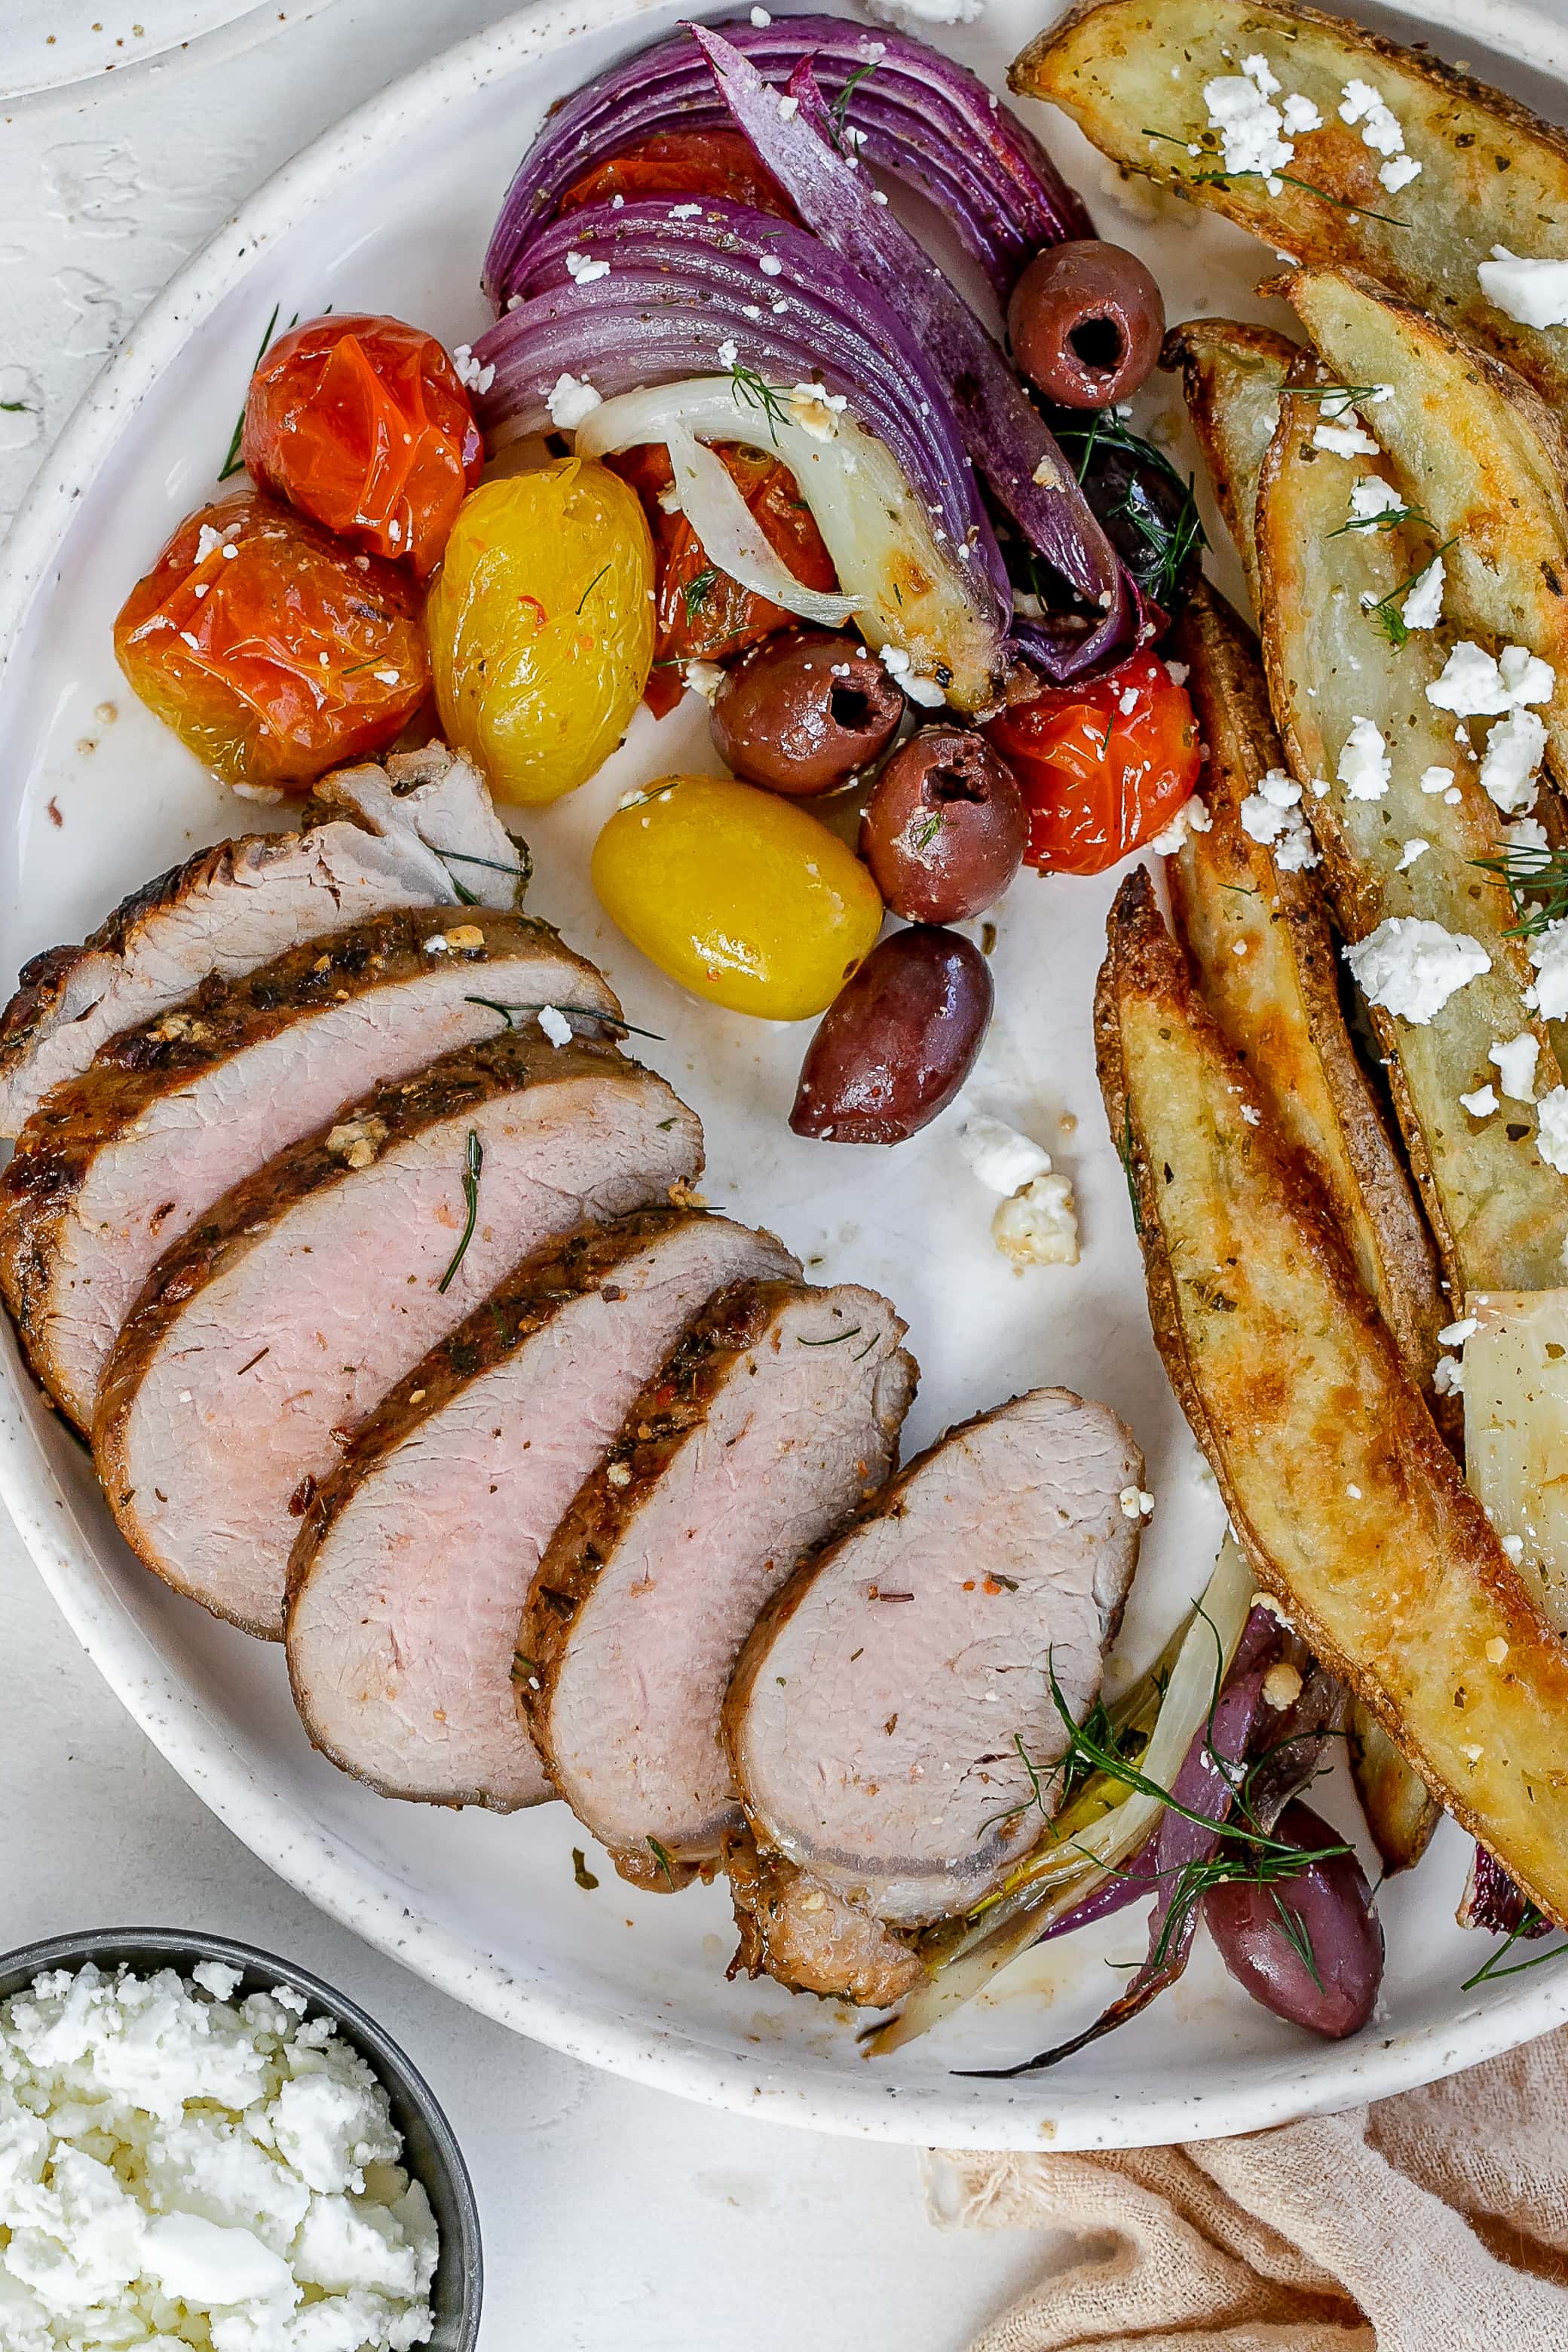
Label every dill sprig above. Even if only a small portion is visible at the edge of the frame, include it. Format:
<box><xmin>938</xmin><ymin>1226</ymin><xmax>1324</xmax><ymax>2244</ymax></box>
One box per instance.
<box><xmin>436</xmin><ymin>1130</ymin><xmax>483</xmax><ymax>1296</ymax></box>
<box><xmin>218</xmin><ymin>303</ymin><xmax>289</xmax><ymax>482</ymax></box>
<box><xmin>1285</xmin><ymin>382</ymin><xmax>1392</xmax><ymax>410</ymax></box>
<box><xmin>1117</xmin><ymin>1098</ymin><xmax>1144</xmax><ymax>1237</ymax></box>
<box><xmin>1141</xmin><ymin>129</ymin><xmax>1410</xmax><ymax>228</ymax></box>
<box><xmin>681</xmin><ymin>567</ymin><xmax>718</xmax><ymax>623</ymax></box>
<box><xmin>727</xmin><ymin>362</ymin><xmax>789</xmax><ymax>445</ymax></box>
<box><xmin>1472</xmin><ymin>844</ymin><xmax>1568</xmax><ymax>939</ymax></box>
<box><xmin>1461</xmin><ymin>1901</ymin><xmax>1568</xmax><ymax>1990</ymax></box>
<box><xmin>1329</xmin><ymin>502</ymin><xmax>1432</xmax><ymax>540</ymax></box>
<box><xmin>462</xmin><ymin>996</ymin><xmax>665</xmax><ymax>1043</ymax></box>
<box><xmin>647</xmin><ymin>1835</ymin><xmax>679</xmax><ymax>1889</ymax></box>
<box><xmin>1049</xmin><ymin>409</ymin><xmax>1205</xmax><ymax>608</ymax></box>
<box><xmin>913</xmin><ymin>810</ymin><xmax>945</xmax><ymax>853</ymax></box>
<box><xmin>1362</xmin><ymin>535</ymin><xmax>1456</xmax><ymax>649</ymax></box>
<box><xmin>797</xmin><ymin>1324</ymin><xmax>865</xmax><ymax>1348</ymax></box>
<box><xmin>830</xmin><ymin>59</ymin><xmax>878</xmax><ymax>152</ymax></box>
<box><xmin>576</xmin><ymin>562</ymin><xmax>611</xmax><ymax>614</ymax></box>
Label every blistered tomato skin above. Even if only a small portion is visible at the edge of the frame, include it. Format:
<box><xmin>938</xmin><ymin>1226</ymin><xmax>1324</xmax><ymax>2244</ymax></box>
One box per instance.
<box><xmin>984</xmin><ymin>651</ymin><xmax>1201</xmax><ymax>876</ymax></box>
<box><xmin>592</xmin><ymin>774</ymin><xmax>884</xmax><ymax>1021</ymax></box>
<box><xmin>112</xmin><ymin>491</ymin><xmax>428</xmax><ymax>792</ymax></box>
<box><xmin>242</xmin><ymin>314</ymin><xmax>482</xmax><ymax>577</ymax></box>
<box><xmin>426</xmin><ymin>459</ymin><xmax>654</xmax><ymax>806</ymax></box>
<box><xmin>791</xmin><ymin>926</ymin><xmax>993</xmax><ymax>1145</ymax></box>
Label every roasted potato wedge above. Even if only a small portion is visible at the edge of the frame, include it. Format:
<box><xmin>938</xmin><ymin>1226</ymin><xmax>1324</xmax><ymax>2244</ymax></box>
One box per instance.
<box><xmin>1095</xmin><ymin>866</ymin><xmax>1568</xmax><ymax>1927</ymax></box>
<box><xmin>1257</xmin><ymin>384</ymin><xmax>1568</xmax><ymax>1294</ymax></box>
<box><xmin>1165</xmin><ymin>582</ymin><xmax>1442</xmax><ymax>1397</ymax></box>
<box><xmin>1280</xmin><ymin>266</ymin><xmax>1568</xmax><ymax>782</ymax></box>
<box><xmin>1161</xmin><ymin>323</ymin><xmax>1297</xmax><ymax>610</ymax></box>
<box><xmin>1012</xmin><ymin>0</ymin><xmax>1568</xmax><ymax>414</ymax></box>
<box><xmin>1347</xmin><ymin>1703</ymin><xmax>1441</xmax><ymax>1874</ymax></box>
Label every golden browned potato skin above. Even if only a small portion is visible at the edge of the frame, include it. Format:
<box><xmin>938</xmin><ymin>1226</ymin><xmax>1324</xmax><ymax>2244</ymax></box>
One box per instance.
<box><xmin>1012</xmin><ymin>0</ymin><xmax>1568</xmax><ymax>413</ymax></box>
<box><xmin>1257</xmin><ymin>386</ymin><xmax>1568</xmax><ymax>1295</ymax></box>
<box><xmin>1165</xmin><ymin>583</ymin><xmax>1442</xmax><ymax>1404</ymax></box>
<box><xmin>1279</xmin><ymin>266</ymin><xmax>1568</xmax><ymax>785</ymax></box>
<box><xmin>1160</xmin><ymin>323</ymin><xmax>1298</xmax><ymax>614</ymax></box>
<box><xmin>1096</xmin><ymin>868</ymin><xmax>1568</xmax><ymax>1928</ymax></box>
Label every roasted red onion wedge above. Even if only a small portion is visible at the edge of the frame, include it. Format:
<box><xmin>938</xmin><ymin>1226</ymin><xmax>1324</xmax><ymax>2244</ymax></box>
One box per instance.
<box><xmin>481</xmin><ymin>15</ymin><xmax>1092</xmax><ymax>307</ymax></box>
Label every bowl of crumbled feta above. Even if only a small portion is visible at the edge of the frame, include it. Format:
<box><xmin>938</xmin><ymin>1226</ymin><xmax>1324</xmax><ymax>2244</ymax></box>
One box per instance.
<box><xmin>0</xmin><ymin>1929</ymin><xmax>480</xmax><ymax>2352</ymax></box>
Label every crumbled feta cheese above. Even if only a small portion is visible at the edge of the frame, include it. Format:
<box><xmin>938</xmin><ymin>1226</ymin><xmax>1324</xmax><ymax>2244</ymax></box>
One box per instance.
<box><xmin>1119</xmin><ymin>1485</ymin><xmax>1156</xmax><ymax>1520</ymax></box>
<box><xmin>1263</xmin><ymin>1659</ymin><xmax>1305</xmax><ymax>1710</ymax></box>
<box><xmin>1118</xmin><ymin>685</ymin><xmax>1140</xmax><ymax>716</ymax></box>
<box><xmin>1348</xmin><ymin>474</ymin><xmax>1403</xmax><ymax>522</ymax></box>
<box><xmin>1527</xmin><ymin>921</ymin><xmax>1568</xmax><ymax>1021</ymax></box>
<box><xmin>1344</xmin><ymin>917</ymin><xmax>1490</xmax><ymax>1023</ymax></box>
<box><xmin>534</xmin><ymin>1004</ymin><xmax>573</xmax><ymax>1049</ymax></box>
<box><xmin>1478</xmin><ymin>708</ymin><xmax>1547</xmax><ymax>815</ymax></box>
<box><xmin>1163</xmin><ymin>659</ymin><xmax>1190</xmax><ymax>687</ymax></box>
<box><xmin>788</xmin><ymin>381</ymin><xmax>847</xmax><ymax>440</ymax></box>
<box><xmin>1459</xmin><ymin>1084</ymin><xmax>1499</xmax><ymax>1119</ymax></box>
<box><xmin>750</xmin><ymin>4</ymin><xmax>771</xmax><ymax>20</ymax></box>
<box><xmin>1202</xmin><ymin>54</ymin><xmax>1297</xmax><ymax>190</ymax></box>
<box><xmin>1536</xmin><ymin>1085</ymin><xmax>1568</xmax><ymax>1174</ymax></box>
<box><xmin>1501</xmin><ymin>1533</ymin><xmax>1525</xmax><ymax>1563</ymax></box>
<box><xmin>681</xmin><ymin>659</ymin><xmax>727</xmax><ymax>702</ymax></box>
<box><xmin>1338</xmin><ymin>77</ymin><xmax>1421</xmax><ymax>191</ymax></box>
<box><xmin>449</xmin><ymin>342</ymin><xmax>495</xmax><ymax>395</ymax></box>
<box><xmin>959</xmin><ymin>1116</ymin><xmax>1052</xmax><ymax>1196</ymax></box>
<box><xmin>563</xmin><ymin>249</ymin><xmax>610</xmax><ymax>285</ymax></box>
<box><xmin>193</xmin><ymin>522</ymin><xmax>238</xmax><ymax>565</ymax></box>
<box><xmin>1401</xmin><ymin>553</ymin><xmax>1445</xmax><ymax>632</ymax></box>
<box><xmin>862</xmin><ymin>0</ymin><xmax>982</xmax><ymax>26</ymax></box>
<box><xmin>877</xmin><ymin>644</ymin><xmax>945</xmax><ymax>706</ymax></box>
<box><xmin>546</xmin><ymin>372</ymin><xmax>602</xmax><ymax>430</ymax></box>
<box><xmin>1420</xmin><ymin>765</ymin><xmax>1456</xmax><ymax>796</ymax></box>
<box><xmin>1506</xmin><ymin>814</ymin><xmax>1550</xmax><ymax>857</ymax></box>
<box><xmin>991</xmin><ymin>1172</ymin><xmax>1079</xmax><ymax>1266</ymax></box>
<box><xmin>1478</xmin><ymin>247</ymin><xmax>1568</xmax><ymax>330</ymax></box>
<box><xmin>1396</xmin><ymin>838</ymin><xmax>1429</xmax><ymax>871</ymax></box>
<box><xmin>1438</xmin><ymin>1314</ymin><xmax>1479</xmax><ymax>1347</ymax></box>
<box><xmin>1150</xmin><ymin>793</ymin><xmax>1211</xmax><ymax>855</ymax></box>
<box><xmin>1433</xmin><ymin>1355</ymin><xmax>1465</xmax><ymax>1396</ymax></box>
<box><xmin>1313</xmin><ymin>417</ymin><xmax>1380</xmax><ymax>458</ymax></box>
<box><xmin>0</xmin><ymin>1962</ymin><xmax>435</xmax><ymax>2352</ymax></box>
<box><xmin>1427</xmin><ymin>639</ymin><xmax>1554</xmax><ymax>718</ymax></box>
<box><xmin>758</xmin><ymin>254</ymin><xmax>783</xmax><ymax>277</ymax></box>
<box><xmin>776</xmin><ymin>92</ymin><xmax>799</xmax><ymax>118</ymax></box>
<box><xmin>1239</xmin><ymin>770</ymin><xmax>1318</xmax><ymax>868</ymax></box>
<box><xmin>1337</xmin><ymin>715</ymin><xmax>1391</xmax><ymax>801</ymax></box>
<box><xmin>668</xmin><ymin>202</ymin><xmax>702</xmax><ymax>219</ymax></box>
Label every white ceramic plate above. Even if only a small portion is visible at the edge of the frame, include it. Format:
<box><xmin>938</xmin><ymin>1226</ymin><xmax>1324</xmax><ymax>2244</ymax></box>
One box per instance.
<box><xmin>5</xmin><ymin>0</ymin><xmax>1568</xmax><ymax>2151</ymax></box>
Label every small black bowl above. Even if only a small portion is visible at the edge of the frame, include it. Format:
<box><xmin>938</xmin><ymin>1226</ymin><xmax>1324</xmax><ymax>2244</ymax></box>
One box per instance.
<box><xmin>0</xmin><ymin>1928</ymin><xmax>481</xmax><ymax>2350</ymax></box>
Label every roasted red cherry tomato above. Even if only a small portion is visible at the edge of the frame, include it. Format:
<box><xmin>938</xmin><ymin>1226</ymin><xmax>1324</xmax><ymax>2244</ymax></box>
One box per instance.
<box><xmin>114</xmin><ymin>491</ymin><xmax>429</xmax><ymax>792</ymax></box>
<box><xmin>561</xmin><ymin>130</ymin><xmax>796</xmax><ymax>219</ymax></box>
<box><xmin>983</xmin><ymin>650</ymin><xmax>1200</xmax><ymax>874</ymax></box>
<box><xmin>241</xmin><ymin>313</ymin><xmax>483</xmax><ymax>577</ymax></box>
<box><xmin>609</xmin><ymin>442</ymin><xmax>837</xmax><ymax>718</ymax></box>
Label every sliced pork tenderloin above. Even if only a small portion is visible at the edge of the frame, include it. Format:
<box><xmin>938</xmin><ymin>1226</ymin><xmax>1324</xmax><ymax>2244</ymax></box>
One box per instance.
<box><xmin>0</xmin><ymin>745</ymin><xmax>524</xmax><ymax>1134</ymax></box>
<box><xmin>724</xmin><ymin>1389</ymin><xmax>1142</xmax><ymax>1998</ymax></box>
<box><xmin>95</xmin><ymin>1031</ymin><xmax>701</xmax><ymax>1638</ymax></box>
<box><xmin>286</xmin><ymin>1209</ymin><xmax>799</xmax><ymax>1811</ymax></box>
<box><xmin>0</xmin><ymin>909</ymin><xmax>621</xmax><ymax>1429</ymax></box>
<box><xmin>725</xmin><ymin>1832</ymin><xmax>924</xmax><ymax>2007</ymax></box>
<box><xmin>523</xmin><ymin>1281</ymin><xmax>916</xmax><ymax>1888</ymax></box>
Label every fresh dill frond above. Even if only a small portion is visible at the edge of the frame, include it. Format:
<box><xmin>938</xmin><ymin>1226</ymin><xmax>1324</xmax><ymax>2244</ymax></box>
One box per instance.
<box><xmin>1472</xmin><ymin>844</ymin><xmax>1568</xmax><ymax>939</ymax></box>
<box><xmin>727</xmin><ymin>362</ymin><xmax>789</xmax><ymax>445</ymax></box>
<box><xmin>831</xmin><ymin>59</ymin><xmax>878</xmax><ymax>151</ymax></box>
<box><xmin>1461</xmin><ymin>1902</ymin><xmax>1568</xmax><ymax>1990</ymax></box>
<box><xmin>1140</xmin><ymin>130</ymin><xmax>1410</xmax><ymax>228</ymax></box>
<box><xmin>436</xmin><ymin>1130</ymin><xmax>484</xmax><ymax>1296</ymax></box>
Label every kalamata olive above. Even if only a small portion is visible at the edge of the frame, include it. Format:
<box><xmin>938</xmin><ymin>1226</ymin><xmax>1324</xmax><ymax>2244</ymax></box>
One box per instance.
<box><xmin>1203</xmin><ymin>1802</ymin><xmax>1384</xmax><ymax>2041</ymax></box>
<box><xmin>791</xmin><ymin>925</ymin><xmax>993</xmax><ymax>1144</ymax></box>
<box><xmin>711</xmin><ymin>630</ymin><xmax>904</xmax><ymax>795</ymax></box>
<box><xmin>1007</xmin><ymin>240</ymin><xmax>1166</xmax><ymax>410</ymax></box>
<box><xmin>859</xmin><ymin>727</ymin><xmax>1026</xmax><ymax>923</ymax></box>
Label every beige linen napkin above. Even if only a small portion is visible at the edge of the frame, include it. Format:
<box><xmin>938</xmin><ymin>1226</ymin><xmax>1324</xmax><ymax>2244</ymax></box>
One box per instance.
<box><xmin>936</xmin><ymin>2026</ymin><xmax>1568</xmax><ymax>2350</ymax></box>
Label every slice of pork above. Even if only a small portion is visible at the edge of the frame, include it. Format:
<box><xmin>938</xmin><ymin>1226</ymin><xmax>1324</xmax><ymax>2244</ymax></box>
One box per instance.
<box><xmin>524</xmin><ymin>1281</ymin><xmax>917</xmax><ymax>1887</ymax></box>
<box><xmin>286</xmin><ymin>1209</ymin><xmax>799</xmax><ymax>1811</ymax></box>
<box><xmin>725</xmin><ymin>1833</ymin><xmax>924</xmax><ymax>2007</ymax></box>
<box><xmin>726</xmin><ymin>1389</ymin><xmax>1143</xmax><ymax>1950</ymax></box>
<box><xmin>0</xmin><ymin>909</ymin><xmax>621</xmax><ymax>1430</ymax></box>
<box><xmin>95</xmin><ymin>1031</ymin><xmax>701</xmax><ymax>1639</ymax></box>
<box><xmin>0</xmin><ymin>746</ymin><xmax>524</xmax><ymax>1134</ymax></box>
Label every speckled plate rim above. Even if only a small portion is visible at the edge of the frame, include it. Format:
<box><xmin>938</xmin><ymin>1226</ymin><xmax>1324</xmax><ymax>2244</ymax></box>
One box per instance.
<box><xmin>4</xmin><ymin>0</ymin><xmax>1568</xmax><ymax>2151</ymax></box>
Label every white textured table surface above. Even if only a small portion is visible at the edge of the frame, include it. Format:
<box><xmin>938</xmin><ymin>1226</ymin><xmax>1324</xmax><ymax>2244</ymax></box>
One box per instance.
<box><xmin>0</xmin><ymin>8</ymin><xmax>1063</xmax><ymax>2345</ymax></box>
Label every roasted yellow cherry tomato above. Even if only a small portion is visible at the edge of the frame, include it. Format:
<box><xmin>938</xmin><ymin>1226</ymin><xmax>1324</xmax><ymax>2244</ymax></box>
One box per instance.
<box><xmin>425</xmin><ymin>458</ymin><xmax>653</xmax><ymax>804</ymax></box>
<box><xmin>593</xmin><ymin>774</ymin><xmax>884</xmax><ymax>1020</ymax></box>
